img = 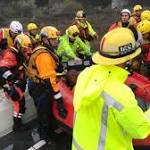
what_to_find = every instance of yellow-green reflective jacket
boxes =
[72,65,150,150]
[56,35,91,62]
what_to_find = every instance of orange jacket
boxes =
[34,48,59,92]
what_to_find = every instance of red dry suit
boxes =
[0,48,26,119]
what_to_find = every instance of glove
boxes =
[74,57,82,64]
[1,69,26,91]
[54,91,67,119]
[14,80,26,92]
[3,84,20,101]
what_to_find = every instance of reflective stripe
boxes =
[101,92,123,111]
[54,92,62,99]
[98,101,108,150]
[2,70,12,79]
[27,140,46,150]
[98,91,124,150]
[72,138,83,150]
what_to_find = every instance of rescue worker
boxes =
[72,28,150,150]
[26,22,40,48]
[141,10,150,21]
[129,4,143,27]
[56,25,91,63]
[0,33,31,131]
[109,9,132,31]
[24,26,67,143]
[137,20,150,77]
[72,10,98,42]
[0,21,23,50]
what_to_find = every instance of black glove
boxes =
[3,84,20,101]
[14,80,26,92]
[54,91,67,119]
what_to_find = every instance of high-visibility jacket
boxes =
[27,46,59,92]
[72,65,150,150]
[72,21,97,41]
[56,35,91,62]
[0,28,13,50]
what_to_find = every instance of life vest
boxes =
[0,28,13,49]
[26,46,59,83]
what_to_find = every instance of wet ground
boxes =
[0,119,72,150]
[0,119,150,150]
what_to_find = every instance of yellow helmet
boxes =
[75,10,86,20]
[141,10,150,21]
[66,25,80,39]
[27,23,38,31]
[133,4,142,12]
[137,20,150,34]
[92,28,141,65]
[40,26,60,39]
[14,34,32,48]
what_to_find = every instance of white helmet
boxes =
[10,21,23,34]
[121,9,131,16]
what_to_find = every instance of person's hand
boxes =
[57,101,68,119]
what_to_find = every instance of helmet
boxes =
[66,25,80,39]
[141,10,150,21]
[14,34,32,49]
[121,9,131,16]
[10,21,23,34]
[75,10,86,20]
[133,4,142,12]
[40,26,60,39]
[137,20,150,34]
[27,23,38,31]
[92,28,141,65]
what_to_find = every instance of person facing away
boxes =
[72,28,150,150]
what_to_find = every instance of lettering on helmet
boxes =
[119,43,133,55]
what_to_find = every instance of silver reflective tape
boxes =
[2,70,12,79]
[27,140,46,150]
[72,138,83,150]
[101,92,124,111]
[3,144,14,150]
[54,92,62,99]
[98,102,108,150]
[98,91,124,150]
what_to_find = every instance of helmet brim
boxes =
[92,47,141,65]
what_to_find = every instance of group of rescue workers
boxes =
[0,4,150,150]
